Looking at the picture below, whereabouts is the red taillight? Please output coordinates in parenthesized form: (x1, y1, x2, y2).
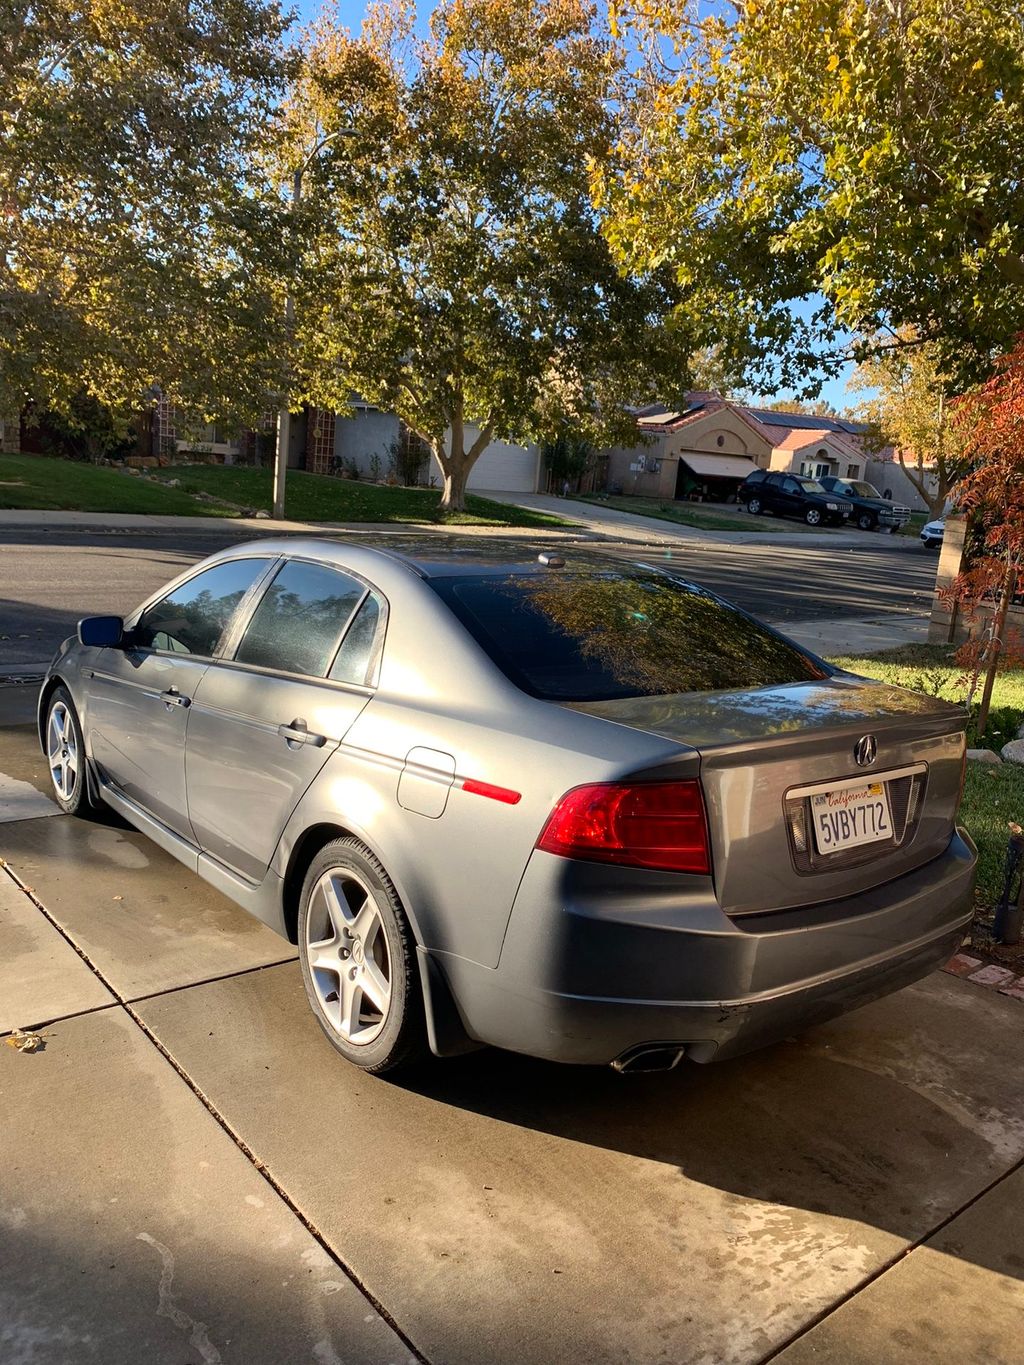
(536, 779, 711, 875)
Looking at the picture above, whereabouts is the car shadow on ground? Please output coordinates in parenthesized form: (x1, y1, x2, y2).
(391, 1005, 1024, 1283)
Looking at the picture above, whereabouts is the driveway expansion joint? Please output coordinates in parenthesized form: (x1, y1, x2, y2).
(757, 1115, 1024, 1364)
(0, 855, 430, 1365)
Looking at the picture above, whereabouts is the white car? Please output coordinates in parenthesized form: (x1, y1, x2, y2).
(920, 519, 945, 550)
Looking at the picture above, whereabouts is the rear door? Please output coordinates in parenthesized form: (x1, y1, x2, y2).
(778, 476, 805, 518)
(184, 557, 386, 882)
(87, 557, 274, 838)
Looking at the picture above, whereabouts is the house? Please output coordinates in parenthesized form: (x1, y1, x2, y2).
(312, 403, 543, 494)
(602, 397, 935, 512)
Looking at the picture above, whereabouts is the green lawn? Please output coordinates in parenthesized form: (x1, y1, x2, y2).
(149, 464, 568, 527)
(0, 454, 571, 528)
(0, 452, 239, 516)
(829, 644, 1024, 917)
(576, 493, 765, 532)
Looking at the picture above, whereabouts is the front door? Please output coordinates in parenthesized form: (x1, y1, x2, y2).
(87, 556, 273, 839)
(184, 558, 378, 882)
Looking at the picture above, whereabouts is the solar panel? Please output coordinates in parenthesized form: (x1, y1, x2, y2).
(745, 409, 848, 432)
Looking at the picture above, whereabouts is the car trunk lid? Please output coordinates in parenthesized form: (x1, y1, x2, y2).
(567, 674, 967, 915)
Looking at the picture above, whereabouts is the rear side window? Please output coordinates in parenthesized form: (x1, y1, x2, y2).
(134, 558, 270, 657)
(329, 592, 383, 686)
(235, 560, 365, 677)
(429, 569, 828, 701)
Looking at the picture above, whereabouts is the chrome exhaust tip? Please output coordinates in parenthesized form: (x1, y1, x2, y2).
(611, 1044, 687, 1075)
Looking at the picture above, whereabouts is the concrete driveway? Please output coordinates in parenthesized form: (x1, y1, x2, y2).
(2, 698, 1022, 1365)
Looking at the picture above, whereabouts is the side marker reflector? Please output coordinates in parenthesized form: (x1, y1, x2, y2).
(460, 778, 522, 805)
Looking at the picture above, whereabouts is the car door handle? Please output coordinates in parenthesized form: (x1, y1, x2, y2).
(277, 718, 326, 748)
(159, 689, 191, 709)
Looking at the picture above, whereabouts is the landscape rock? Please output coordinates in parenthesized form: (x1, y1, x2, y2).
(165, 478, 180, 488)
(967, 748, 1002, 765)
(254, 510, 271, 519)
(1000, 739, 1024, 765)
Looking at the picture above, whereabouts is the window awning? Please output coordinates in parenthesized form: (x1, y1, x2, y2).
(679, 454, 759, 479)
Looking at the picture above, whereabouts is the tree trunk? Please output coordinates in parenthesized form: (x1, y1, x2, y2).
(897, 449, 947, 519)
(435, 412, 493, 515)
(976, 563, 1016, 742)
(440, 456, 473, 513)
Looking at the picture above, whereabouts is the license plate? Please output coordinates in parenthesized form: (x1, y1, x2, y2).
(811, 781, 892, 854)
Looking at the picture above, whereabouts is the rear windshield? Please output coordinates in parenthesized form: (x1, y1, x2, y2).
(429, 568, 829, 701)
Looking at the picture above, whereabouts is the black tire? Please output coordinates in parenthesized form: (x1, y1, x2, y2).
(297, 837, 428, 1075)
(857, 512, 876, 531)
(43, 686, 103, 817)
(747, 496, 763, 515)
(804, 506, 822, 526)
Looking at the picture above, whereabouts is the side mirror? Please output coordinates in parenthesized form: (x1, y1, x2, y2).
(78, 615, 124, 648)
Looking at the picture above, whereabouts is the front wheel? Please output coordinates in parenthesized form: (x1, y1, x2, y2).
(804, 506, 822, 526)
(297, 838, 428, 1074)
(45, 687, 103, 817)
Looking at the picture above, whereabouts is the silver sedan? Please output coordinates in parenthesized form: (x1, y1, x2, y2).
(38, 540, 976, 1074)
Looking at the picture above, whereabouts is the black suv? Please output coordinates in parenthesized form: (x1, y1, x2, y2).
(818, 476, 911, 532)
(737, 470, 853, 526)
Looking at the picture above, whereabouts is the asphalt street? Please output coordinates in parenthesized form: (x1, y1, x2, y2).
(0, 522, 937, 671)
(1, 712, 1022, 1363)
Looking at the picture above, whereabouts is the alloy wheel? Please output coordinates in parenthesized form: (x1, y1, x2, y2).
(305, 868, 392, 1045)
(47, 701, 79, 803)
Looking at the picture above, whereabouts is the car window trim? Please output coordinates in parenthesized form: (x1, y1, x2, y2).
(224, 553, 390, 687)
(198, 654, 377, 698)
(125, 555, 280, 664)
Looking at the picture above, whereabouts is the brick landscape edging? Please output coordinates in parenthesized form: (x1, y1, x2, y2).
(943, 953, 1024, 1000)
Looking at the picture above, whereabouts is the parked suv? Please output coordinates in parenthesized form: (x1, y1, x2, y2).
(737, 470, 853, 527)
(818, 476, 911, 532)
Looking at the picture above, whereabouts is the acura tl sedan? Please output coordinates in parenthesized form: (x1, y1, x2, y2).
(39, 541, 976, 1074)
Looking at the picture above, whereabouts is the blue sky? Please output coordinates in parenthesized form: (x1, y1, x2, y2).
(286, 1, 864, 413)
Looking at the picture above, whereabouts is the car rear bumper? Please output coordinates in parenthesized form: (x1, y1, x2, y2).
(435, 828, 976, 1066)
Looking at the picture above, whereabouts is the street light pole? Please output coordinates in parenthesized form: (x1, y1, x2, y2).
(272, 130, 354, 523)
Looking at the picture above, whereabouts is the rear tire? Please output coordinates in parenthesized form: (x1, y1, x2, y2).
(747, 496, 762, 515)
(44, 687, 103, 817)
(857, 512, 876, 531)
(297, 838, 428, 1075)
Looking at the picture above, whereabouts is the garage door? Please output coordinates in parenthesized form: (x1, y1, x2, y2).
(465, 434, 540, 493)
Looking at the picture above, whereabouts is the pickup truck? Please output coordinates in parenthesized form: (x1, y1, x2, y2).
(818, 477, 911, 532)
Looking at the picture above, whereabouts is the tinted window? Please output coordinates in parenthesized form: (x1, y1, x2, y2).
(329, 592, 383, 685)
(235, 560, 365, 677)
(429, 569, 828, 701)
(134, 559, 269, 657)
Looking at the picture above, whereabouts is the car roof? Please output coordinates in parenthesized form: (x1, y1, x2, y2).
(211, 536, 633, 581)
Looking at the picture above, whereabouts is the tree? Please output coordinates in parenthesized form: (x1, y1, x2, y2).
(852, 332, 966, 517)
(942, 334, 1024, 738)
(600, 0, 1024, 391)
(541, 431, 594, 492)
(1, 0, 292, 433)
(286, 0, 691, 514)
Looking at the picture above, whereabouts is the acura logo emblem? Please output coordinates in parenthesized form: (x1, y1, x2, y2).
(854, 734, 878, 767)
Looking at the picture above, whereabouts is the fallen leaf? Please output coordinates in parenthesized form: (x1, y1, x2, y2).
(5, 1028, 49, 1053)
(112, 895, 123, 901)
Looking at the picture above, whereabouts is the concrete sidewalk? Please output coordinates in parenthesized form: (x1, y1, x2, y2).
(2, 706, 1023, 1364)
(487, 491, 928, 552)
